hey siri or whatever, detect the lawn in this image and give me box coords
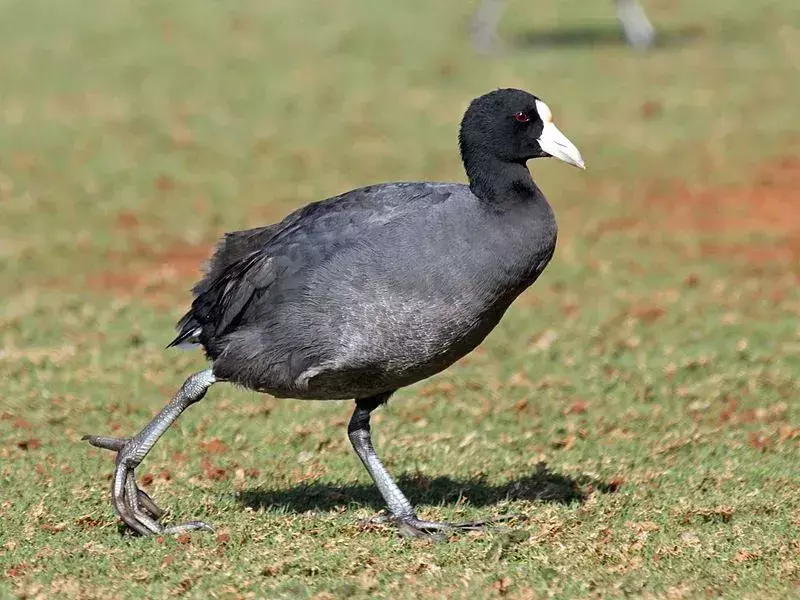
[1,0,799,598]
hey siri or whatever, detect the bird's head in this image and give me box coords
[459,88,585,170]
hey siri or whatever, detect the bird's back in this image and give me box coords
[170,183,457,353]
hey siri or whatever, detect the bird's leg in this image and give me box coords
[83,369,216,536]
[348,395,510,540]
[469,0,508,55]
[615,0,656,49]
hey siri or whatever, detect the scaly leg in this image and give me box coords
[348,394,513,539]
[616,0,656,49]
[469,0,508,55]
[83,369,216,536]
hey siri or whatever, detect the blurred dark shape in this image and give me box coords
[471,0,656,53]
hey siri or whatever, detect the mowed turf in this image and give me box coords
[1,0,799,598]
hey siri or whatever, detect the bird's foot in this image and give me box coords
[82,434,214,536]
[363,513,520,541]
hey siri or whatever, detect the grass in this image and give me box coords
[1,0,799,597]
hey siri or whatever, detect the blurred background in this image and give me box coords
[1,0,798,597]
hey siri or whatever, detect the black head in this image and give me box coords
[459,88,585,169]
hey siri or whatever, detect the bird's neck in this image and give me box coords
[462,149,558,293]
[462,152,539,207]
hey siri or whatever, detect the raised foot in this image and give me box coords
[82,434,214,537]
[363,513,520,540]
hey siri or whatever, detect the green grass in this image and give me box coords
[1,0,799,597]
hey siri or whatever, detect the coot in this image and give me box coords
[84,88,585,538]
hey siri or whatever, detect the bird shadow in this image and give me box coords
[512,24,705,50]
[237,462,619,514]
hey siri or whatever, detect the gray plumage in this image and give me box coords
[171,180,556,399]
[85,88,585,538]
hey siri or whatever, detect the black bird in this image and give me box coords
[84,88,585,539]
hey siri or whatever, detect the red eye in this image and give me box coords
[513,112,530,123]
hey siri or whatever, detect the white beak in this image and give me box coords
[537,121,586,170]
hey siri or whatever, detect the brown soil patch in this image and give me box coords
[86,241,213,306]
[653,156,800,266]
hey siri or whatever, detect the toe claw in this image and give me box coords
[163,521,215,535]
[82,435,128,452]
[137,489,167,520]
[397,521,447,541]
[358,514,393,527]
[390,514,520,540]
[451,514,522,530]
